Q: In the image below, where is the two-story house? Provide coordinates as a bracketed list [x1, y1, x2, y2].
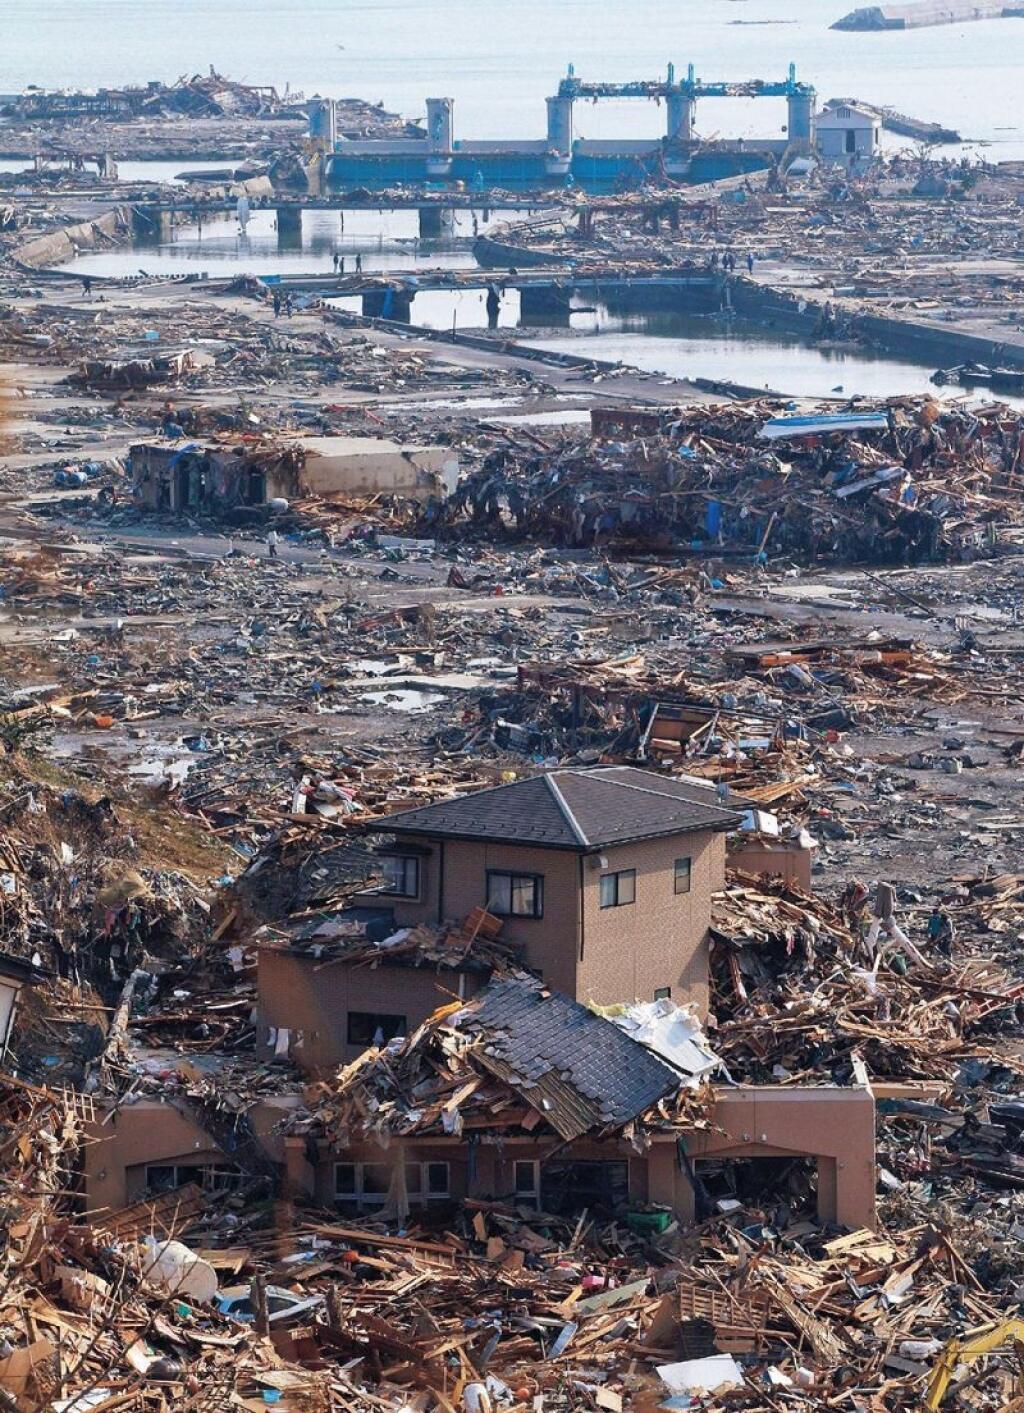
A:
[79, 768, 887, 1232]
[256, 766, 742, 1071]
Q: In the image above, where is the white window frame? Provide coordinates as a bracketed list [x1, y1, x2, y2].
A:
[334, 1160, 450, 1208]
[513, 1158, 540, 1209]
[378, 854, 420, 898]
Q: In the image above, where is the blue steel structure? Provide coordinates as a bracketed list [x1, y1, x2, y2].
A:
[321, 66, 817, 194]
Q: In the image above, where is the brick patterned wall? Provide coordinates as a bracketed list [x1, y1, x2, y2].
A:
[577, 830, 722, 1014]
[401, 838, 581, 998]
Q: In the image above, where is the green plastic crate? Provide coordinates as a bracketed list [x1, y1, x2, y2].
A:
[625, 1209, 672, 1234]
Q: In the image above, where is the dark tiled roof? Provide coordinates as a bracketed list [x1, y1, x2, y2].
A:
[460, 976, 678, 1140]
[384, 765, 742, 850]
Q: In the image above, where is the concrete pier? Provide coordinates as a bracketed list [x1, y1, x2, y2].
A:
[424, 96, 455, 178]
[362, 288, 413, 321]
[519, 284, 575, 324]
[418, 206, 456, 239]
[276, 206, 303, 250]
[308, 98, 337, 151]
[426, 97, 454, 152]
[546, 95, 573, 157]
[132, 206, 172, 244]
[666, 91, 695, 143]
[787, 91, 816, 144]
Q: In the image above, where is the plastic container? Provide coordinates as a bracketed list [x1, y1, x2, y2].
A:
[625, 1209, 672, 1234]
[140, 1237, 218, 1304]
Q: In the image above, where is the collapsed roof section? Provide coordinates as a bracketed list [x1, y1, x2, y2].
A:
[298, 974, 718, 1147]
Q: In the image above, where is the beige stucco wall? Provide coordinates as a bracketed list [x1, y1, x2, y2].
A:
[83, 1086, 874, 1234]
[648, 1085, 877, 1230]
[312, 1087, 876, 1231]
[729, 841, 813, 891]
[256, 945, 485, 1072]
[82, 1097, 295, 1214]
[442, 840, 581, 997]
[370, 830, 723, 1011]
[303, 1134, 642, 1210]
[377, 836, 582, 1000]
[299, 443, 458, 502]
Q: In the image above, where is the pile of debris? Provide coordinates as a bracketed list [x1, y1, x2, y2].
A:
[414, 400, 1024, 566]
[3, 73, 304, 122]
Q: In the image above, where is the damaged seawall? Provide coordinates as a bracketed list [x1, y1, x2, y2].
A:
[731, 275, 1024, 373]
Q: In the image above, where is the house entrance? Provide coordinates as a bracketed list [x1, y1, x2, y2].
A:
[693, 1155, 816, 1221]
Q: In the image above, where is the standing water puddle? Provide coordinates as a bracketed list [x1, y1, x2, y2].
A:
[359, 687, 446, 712]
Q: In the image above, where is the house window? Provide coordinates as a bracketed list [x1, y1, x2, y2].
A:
[145, 1163, 242, 1194]
[540, 1159, 629, 1216]
[335, 1161, 450, 1208]
[347, 1011, 406, 1048]
[845, 128, 857, 154]
[486, 870, 543, 919]
[334, 1161, 392, 1206]
[674, 857, 692, 895]
[599, 869, 636, 909]
[654, 987, 672, 1001]
[514, 1159, 540, 1209]
[424, 1161, 450, 1197]
[379, 854, 420, 898]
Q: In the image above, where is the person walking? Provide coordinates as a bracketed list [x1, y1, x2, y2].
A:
[266, 528, 279, 558]
[866, 880, 927, 971]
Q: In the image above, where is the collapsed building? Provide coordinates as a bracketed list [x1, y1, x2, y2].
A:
[130, 434, 459, 513]
[8, 69, 1024, 1406]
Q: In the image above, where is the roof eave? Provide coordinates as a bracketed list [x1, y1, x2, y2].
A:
[384, 811, 743, 851]
[577, 812, 745, 850]
[383, 821, 585, 850]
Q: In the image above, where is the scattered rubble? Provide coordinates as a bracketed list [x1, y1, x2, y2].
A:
[6, 64, 1024, 1413]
